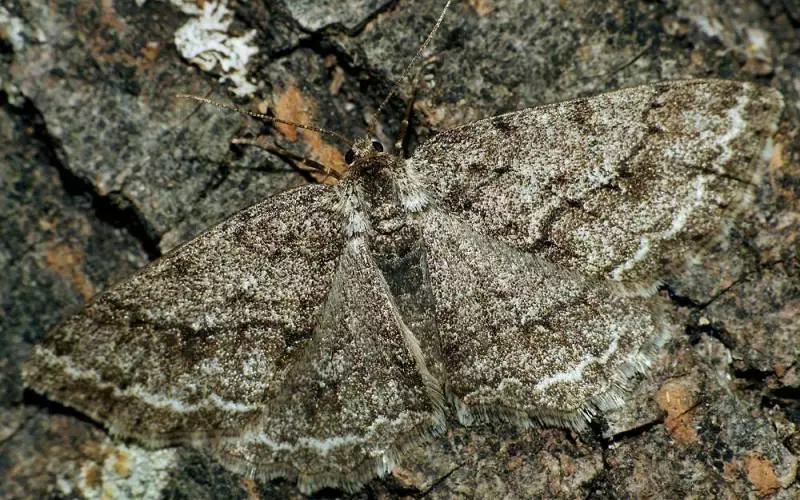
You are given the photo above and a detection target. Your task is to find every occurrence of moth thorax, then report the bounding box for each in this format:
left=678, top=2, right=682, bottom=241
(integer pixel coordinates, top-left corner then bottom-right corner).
left=356, top=155, right=429, bottom=214
left=349, top=151, right=396, bottom=176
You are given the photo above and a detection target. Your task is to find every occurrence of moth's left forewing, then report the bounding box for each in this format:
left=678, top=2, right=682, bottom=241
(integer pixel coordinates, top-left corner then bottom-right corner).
left=411, top=80, right=783, bottom=286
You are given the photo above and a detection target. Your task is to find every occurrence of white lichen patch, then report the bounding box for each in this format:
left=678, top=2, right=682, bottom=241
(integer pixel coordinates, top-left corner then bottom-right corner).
left=171, top=0, right=258, bottom=97
left=77, top=441, right=177, bottom=500
left=0, top=6, right=30, bottom=52
left=0, top=3, right=47, bottom=106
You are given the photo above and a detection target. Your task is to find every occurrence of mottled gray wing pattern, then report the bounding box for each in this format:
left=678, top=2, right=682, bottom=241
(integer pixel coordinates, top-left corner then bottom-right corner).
left=411, top=80, right=783, bottom=285
left=211, top=237, right=445, bottom=493
left=23, top=185, right=343, bottom=442
left=22, top=78, right=784, bottom=493
left=419, top=210, right=670, bottom=428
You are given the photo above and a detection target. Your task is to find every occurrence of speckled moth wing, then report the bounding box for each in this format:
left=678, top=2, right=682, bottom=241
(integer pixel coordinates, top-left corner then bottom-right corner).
left=23, top=184, right=344, bottom=443
left=411, top=80, right=783, bottom=286
left=419, top=209, right=671, bottom=429
left=210, top=237, right=445, bottom=493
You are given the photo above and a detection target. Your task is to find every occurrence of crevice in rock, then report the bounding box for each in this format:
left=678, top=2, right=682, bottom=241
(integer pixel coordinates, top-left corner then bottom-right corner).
left=328, top=0, right=401, bottom=36
left=685, top=317, right=736, bottom=348
left=762, top=390, right=800, bottom=424
left=243, top=0, right=399, bottom=72
left=603, top=418, right=663, bottom=443
left=418, top=463, right=463, bottom=497
left=586, top=443, right=614, bottom=499
left=21, top=389, right=105, bottom=432
left=662, top=273, right=747, bottom=312
left=763, top=387, right=800, bottom=406
left=732, top=366, right=774, bottom=382
left=729, top=366, right=800, bottom=419
left=3, top=93, right=162, bottom=260
left=293, top=30, right=397, bottom=99
left=193, top=163, right=232, bottom=203
left=662, top=284, right=705, bottom=309
left=242, top=0, right=416, bottom=125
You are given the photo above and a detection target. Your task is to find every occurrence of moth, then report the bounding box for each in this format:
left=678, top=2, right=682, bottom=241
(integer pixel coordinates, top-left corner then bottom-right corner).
left=23, top=1, right=783, bottom=495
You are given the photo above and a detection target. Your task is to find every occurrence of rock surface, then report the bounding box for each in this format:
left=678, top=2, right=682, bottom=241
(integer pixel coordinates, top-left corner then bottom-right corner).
left=1, top=0, right=797, bottom=498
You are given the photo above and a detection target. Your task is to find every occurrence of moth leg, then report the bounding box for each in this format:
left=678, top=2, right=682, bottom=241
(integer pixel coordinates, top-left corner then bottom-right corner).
left=394, top=55, right=439, bottom=158
left=232, top=136, right=342, bottom=184
left=394, top=83, right=418, bottom=158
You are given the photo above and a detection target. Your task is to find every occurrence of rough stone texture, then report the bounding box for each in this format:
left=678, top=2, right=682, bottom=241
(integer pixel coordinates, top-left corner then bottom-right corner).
left=285, top=0, right=393, bottom=32
left=1, top=0, right=797, bottom=498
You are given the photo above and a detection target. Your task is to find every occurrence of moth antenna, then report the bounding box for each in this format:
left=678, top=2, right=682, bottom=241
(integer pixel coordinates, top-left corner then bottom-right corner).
left=366, top=0, right=453, bottom=133
left=176, top=94, right=354, bottom=147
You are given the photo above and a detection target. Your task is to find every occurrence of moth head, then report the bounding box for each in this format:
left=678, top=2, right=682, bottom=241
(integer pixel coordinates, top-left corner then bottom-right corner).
left=345, top=137, right=386, bottom=170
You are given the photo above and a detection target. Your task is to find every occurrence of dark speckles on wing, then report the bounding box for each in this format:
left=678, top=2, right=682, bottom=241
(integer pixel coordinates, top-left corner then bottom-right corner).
left=22, top=79, right=783, bottom=494
left=411, top=79, right=783, bottom=283
left=490, top=118, right=519, bottom=135
left=564, top=98, right=593, bottom=132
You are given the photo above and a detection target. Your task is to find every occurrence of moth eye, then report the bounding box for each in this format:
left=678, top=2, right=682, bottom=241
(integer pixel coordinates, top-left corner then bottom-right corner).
left=345, top=149, right=355, bottom=165
left=371, top=140, right=384, bottom=152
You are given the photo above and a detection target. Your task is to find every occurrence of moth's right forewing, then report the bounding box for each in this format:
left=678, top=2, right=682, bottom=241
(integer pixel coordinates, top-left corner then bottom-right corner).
left=412, top=80, right=783, bottom=285
left=23, top=184, right=344, bottom=443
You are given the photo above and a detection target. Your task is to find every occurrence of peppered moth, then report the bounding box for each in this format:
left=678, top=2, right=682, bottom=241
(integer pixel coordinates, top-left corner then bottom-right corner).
left=24, top=74, right=782, bottom=493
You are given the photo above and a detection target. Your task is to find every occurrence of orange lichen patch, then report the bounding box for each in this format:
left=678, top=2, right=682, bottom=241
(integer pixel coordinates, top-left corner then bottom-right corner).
left=112, top=450, right=130, bottom=478
left=38, top=217, right=56, bottom=232
left=722, top=460, right=739, bottom=482
left=690, top=50, right=706, bottom=69
left=662, top=17, right=690, bottom=37
left=242, top=477, right=260, bottom=500
left=304, top=135, right=347, bottom=184
left=655, top=379, right=699, bottom=443
left=45, top=243, right=95, bottom=301
left=83, top=463, right=103, bottom=489
left=323, top=54, right=337, bottom=68
left=80, top=441, right=112, bottom=462
left=389, top=465, right=414, bottom=483
left=271, top=82, right=347, bottom=182
left=272, top=82, right=309, bottom=141
left=744, top=452, right=781, bottom=497
left=468, top=0, right=493, bottom=16
left=768, top=140, right=784, bottom=171
left=99, top=0, right=127, bottom=32
left=329, top=66, right=346, bottom=95
left=141, top=41, right=161, bottom=62
left=506, top=455, right=525, bottom=472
